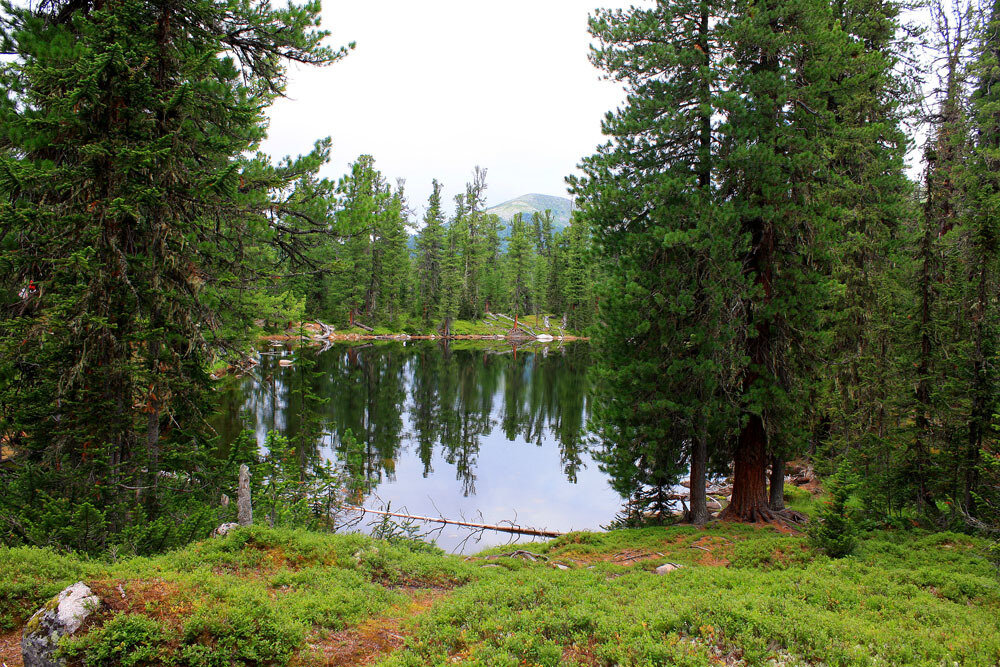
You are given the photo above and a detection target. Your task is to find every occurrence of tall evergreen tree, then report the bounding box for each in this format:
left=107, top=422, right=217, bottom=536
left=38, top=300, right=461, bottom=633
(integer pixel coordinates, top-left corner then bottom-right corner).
left=0, top=0, right=347, bottom=549
left=572, top=0, right=738, bottom=524
left=577, top=0, right=908, bottom=523
left=415, top=180, right=446, bottom=324
left=505, top=213, right=535, bottom=320
left=963, top=0, right=1000, bottom=521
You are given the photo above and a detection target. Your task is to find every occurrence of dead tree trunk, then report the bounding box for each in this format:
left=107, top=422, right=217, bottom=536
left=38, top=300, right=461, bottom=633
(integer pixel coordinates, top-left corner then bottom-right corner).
left=237, top=464, right=253, bottom=526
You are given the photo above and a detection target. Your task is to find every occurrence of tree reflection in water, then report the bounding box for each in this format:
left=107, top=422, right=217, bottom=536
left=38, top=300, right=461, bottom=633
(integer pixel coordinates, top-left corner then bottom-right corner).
left=214, top=341, right=593, bottom=500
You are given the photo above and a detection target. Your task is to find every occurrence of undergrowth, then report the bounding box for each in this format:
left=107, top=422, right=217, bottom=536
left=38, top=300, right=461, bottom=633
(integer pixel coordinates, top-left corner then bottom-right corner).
left=3, top=522, right=998, bottom=666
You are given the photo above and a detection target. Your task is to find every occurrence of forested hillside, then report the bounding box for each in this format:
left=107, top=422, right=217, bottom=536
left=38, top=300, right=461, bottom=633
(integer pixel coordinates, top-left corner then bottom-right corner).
left=289, top=164, right=597, bottom=333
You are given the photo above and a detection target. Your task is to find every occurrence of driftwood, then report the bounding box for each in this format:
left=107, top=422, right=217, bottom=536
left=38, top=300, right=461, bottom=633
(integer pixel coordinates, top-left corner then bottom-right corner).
left=342, top=505, right=563, bottom=538
left=312, top=320, right=335, bottom=340
left=491, top=313, right=540, bottom=336
left=483, top=549, right=549, bottom=562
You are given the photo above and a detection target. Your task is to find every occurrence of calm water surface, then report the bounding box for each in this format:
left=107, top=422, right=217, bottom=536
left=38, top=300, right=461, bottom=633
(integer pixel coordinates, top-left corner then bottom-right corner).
left=215, top=341, right=621, bottom=551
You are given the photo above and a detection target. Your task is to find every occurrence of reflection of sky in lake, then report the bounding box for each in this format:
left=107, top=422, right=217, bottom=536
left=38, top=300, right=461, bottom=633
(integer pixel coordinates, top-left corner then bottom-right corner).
left=220, top=342, right=622, bottom=553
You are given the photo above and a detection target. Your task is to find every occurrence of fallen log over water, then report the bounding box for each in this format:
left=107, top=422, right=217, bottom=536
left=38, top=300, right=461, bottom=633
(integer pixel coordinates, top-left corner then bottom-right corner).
left=342, top=505, right=564, bottom=538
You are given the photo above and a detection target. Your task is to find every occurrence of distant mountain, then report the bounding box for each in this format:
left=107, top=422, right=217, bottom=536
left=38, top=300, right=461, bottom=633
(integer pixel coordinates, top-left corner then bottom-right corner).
left=485, top=193, right=573, bottom=230
left=407, top=193, right=575, bottom=249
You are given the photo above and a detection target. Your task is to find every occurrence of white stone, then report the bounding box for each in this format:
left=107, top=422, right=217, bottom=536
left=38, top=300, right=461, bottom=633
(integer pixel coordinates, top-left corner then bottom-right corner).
left=22, top=582, right=101, bottom=667
left=655, top=563, right=683, bottom=575
left=213, top=522, right=240, bottom=537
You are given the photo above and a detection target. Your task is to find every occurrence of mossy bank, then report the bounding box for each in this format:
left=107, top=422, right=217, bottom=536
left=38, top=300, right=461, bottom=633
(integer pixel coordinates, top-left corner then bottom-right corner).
left=2, top=521, right=998, bottom=667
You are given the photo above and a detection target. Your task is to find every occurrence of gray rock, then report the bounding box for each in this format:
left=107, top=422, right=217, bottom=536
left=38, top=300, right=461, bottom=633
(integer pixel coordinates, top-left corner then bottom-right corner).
left=655, top=563, right=683, bottom=575
left=22, top=582, right=101, bottom=667
left=213, top=522, right=240, bottom=537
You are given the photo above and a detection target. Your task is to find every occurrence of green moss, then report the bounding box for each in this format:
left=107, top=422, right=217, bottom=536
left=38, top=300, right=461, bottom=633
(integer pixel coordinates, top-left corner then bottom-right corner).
left=5, top=525, right=999, bottom=666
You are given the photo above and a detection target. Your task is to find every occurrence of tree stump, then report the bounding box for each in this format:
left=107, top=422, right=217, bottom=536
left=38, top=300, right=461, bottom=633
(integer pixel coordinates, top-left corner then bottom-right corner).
left=237, top=464, right=252, bottom=526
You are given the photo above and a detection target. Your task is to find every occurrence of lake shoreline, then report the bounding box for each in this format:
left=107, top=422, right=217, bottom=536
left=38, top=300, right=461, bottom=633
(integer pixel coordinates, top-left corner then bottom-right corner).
left=257, top=318, right=590, bottom=343
left=260, top=332, right=591, bottom=343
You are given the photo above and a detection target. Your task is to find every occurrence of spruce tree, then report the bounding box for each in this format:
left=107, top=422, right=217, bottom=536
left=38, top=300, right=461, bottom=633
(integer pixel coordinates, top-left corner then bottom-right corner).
left=959, top=0, right=1000, bottom=519
left=572, top=0, right=738, bottom=523
left=0, top=0, right=347, bottom=550
left=415, top=180, right=446, bottom=324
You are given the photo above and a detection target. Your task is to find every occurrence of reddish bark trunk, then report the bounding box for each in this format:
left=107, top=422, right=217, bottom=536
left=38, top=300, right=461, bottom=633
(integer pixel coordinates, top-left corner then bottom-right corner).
left=721, top=413, right=770, bottom=521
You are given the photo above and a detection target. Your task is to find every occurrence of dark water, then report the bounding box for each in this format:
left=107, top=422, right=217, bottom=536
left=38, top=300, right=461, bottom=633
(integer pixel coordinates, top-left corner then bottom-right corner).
left=214, top=340, right=621, bottom=551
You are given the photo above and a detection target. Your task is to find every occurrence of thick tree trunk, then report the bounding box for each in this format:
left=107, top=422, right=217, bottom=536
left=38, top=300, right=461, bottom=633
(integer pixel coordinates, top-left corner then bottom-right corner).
left=721, top=414, right=770, bottom=521
left=689, top=427, right=709, bottom=526
left=769, top=455, right=785, bottom=511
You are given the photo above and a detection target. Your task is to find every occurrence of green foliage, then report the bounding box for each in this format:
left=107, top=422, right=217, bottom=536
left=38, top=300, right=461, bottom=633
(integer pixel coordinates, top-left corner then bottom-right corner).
left=0, top=0, right=347, bottom=553
left=369, top=503, right=444, bottom=556
left=810, top=466, right=858, bottom=558
left=61, top=614, right=169, bottom=666
left=3, top=525, right=999, bottom=665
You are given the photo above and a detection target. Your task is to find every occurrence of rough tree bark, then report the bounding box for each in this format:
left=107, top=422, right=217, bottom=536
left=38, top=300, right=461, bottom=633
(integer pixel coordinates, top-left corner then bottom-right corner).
left=769, top=455, right=785, bottom=511
left=237, top=464, right=253, bottom=526
left=689, top=426, right=709, bottom=525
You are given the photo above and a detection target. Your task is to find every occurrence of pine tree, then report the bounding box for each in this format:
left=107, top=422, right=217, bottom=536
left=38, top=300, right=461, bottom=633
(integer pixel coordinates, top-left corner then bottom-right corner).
left=808, top=0, right=913, bottom=513
left=531, top=211, right=554, bottom=320
left=330, top=155, right=389, bottom=326
left=0, top=0, right=347, bottom=549
left=959, top=0, right=1000, bottom=520
left=415, top=180, right=446, bottom=324
left=505, top=213, right=535, bottom=321
left=577, top=0, right=906, bottom=524
left=572, top=0, right=738, bottom=524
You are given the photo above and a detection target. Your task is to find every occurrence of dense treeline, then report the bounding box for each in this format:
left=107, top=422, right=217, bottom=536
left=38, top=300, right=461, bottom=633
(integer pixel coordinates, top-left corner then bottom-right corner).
left=577, top=0, right=1000, bottom=533
left=287, top=158, right=598, bottom=334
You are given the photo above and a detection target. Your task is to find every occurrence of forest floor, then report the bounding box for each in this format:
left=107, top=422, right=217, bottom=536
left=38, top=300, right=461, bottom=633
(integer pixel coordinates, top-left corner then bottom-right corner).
left=2, top=498, right=998, bottom=666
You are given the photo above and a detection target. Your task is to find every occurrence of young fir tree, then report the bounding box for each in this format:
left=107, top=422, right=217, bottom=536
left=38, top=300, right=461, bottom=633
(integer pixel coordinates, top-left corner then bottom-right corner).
left=0, top=0, right=347, bottom=550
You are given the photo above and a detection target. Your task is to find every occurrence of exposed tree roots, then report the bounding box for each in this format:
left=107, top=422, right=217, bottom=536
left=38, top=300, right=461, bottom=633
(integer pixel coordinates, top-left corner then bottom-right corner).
left=718, top=505, right=809, bottom=526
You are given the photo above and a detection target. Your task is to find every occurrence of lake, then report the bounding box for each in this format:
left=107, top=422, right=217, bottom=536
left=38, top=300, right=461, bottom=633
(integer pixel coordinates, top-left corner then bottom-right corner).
left=214, top=340, right=623, bottom=551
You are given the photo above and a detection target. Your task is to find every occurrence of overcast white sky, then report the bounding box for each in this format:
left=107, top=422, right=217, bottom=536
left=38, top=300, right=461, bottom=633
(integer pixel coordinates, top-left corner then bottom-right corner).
left=261, top=1, right=641, bottom=217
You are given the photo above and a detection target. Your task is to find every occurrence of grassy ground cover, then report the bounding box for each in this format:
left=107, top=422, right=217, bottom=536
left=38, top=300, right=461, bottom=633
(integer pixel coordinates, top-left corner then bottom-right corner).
left=1, top=519, right=997, bottom=666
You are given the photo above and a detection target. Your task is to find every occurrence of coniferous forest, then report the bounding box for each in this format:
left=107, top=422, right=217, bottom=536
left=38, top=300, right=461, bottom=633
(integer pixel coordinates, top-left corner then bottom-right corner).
left=2, top=0, right=1000, bottom=664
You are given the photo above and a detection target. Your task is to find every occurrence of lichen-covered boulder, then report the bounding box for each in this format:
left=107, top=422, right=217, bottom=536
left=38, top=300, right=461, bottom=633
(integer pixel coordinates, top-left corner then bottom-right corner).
left=213, top=522, right=240, bottom=537
left=22, top=582, right=100, bottom=667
